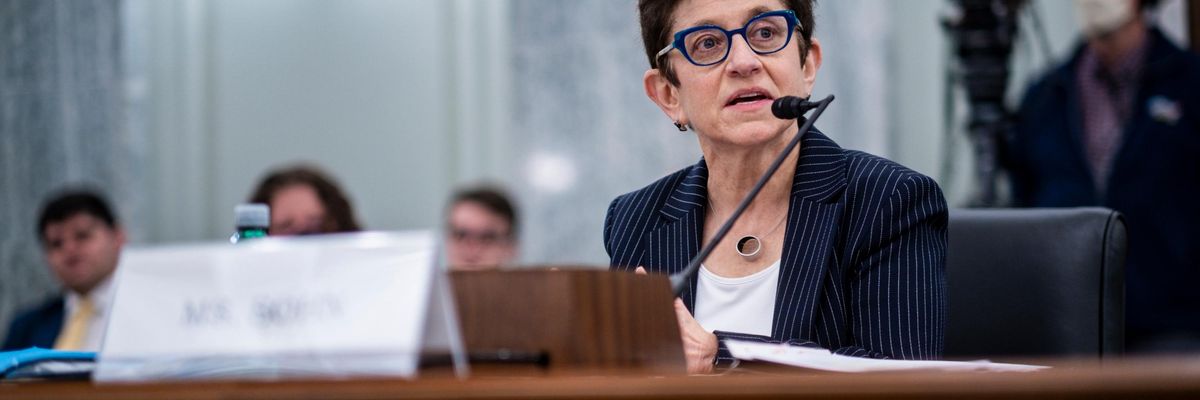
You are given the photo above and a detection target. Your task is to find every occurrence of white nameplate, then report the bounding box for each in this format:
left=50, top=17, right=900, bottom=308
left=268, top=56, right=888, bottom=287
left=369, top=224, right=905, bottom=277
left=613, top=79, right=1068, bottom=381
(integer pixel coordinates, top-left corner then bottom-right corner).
left=94, top=231, right=466, bottom=382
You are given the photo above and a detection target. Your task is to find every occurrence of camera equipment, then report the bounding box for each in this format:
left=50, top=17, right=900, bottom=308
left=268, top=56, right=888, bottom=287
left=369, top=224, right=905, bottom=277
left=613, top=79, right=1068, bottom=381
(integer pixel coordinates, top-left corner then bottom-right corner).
left=942, top=0, right=1026, bottom=206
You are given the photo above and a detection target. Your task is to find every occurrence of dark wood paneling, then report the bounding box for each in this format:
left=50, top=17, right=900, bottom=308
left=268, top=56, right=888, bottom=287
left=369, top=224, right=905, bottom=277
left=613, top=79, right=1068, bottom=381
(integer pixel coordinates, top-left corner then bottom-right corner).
left=450, top=268, right=685, bottom=373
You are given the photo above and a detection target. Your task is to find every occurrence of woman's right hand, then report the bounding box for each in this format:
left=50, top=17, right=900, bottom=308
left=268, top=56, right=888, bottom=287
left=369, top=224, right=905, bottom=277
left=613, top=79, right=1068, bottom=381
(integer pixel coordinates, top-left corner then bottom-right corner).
left=634, top=266, right=717, bottom=374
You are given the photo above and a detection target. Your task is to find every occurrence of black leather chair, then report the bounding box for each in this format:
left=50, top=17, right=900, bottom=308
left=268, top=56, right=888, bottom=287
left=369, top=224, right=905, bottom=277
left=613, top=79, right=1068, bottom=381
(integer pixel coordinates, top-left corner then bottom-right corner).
left=945, top=208, right=1126, bottom=359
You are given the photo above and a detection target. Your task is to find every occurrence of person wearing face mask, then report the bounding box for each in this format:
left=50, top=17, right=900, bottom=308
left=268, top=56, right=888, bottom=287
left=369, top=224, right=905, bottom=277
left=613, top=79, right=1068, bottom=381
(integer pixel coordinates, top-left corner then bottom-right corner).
left=1005, top=0, right=1200, bottom=353
left=2, top=190, right=126, bottom=351
left=606, top=0, right=948, bottom=374
left=247, top=164, right=363, bottom=236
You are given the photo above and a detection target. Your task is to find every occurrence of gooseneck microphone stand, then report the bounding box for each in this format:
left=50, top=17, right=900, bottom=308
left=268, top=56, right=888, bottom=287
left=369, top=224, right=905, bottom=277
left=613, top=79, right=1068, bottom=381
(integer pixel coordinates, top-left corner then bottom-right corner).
left=669, top=95, right=836, bottom=296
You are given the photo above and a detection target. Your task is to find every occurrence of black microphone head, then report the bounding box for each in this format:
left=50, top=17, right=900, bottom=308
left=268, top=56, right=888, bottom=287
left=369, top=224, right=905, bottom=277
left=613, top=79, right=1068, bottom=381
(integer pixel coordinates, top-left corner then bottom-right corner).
left=772, top=96, right=811, bottom=120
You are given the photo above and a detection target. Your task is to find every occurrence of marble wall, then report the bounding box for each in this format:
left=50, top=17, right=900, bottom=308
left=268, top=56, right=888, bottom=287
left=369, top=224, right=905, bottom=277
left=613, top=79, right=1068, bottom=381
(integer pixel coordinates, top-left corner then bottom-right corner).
left=0, top=0, right=143, bottom=343
left=508, top=0, right=701, bottom=265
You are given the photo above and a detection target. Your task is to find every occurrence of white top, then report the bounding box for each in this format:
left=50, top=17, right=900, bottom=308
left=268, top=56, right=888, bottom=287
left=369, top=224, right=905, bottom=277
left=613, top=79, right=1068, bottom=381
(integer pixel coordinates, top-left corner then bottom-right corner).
left=694, top=260, right=781, bottom=337
left=63, top=275, right=115, bottom=351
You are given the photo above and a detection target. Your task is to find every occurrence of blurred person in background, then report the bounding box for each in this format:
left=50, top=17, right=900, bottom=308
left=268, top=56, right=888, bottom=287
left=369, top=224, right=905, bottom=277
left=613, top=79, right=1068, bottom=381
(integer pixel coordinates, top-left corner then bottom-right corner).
left=2, top=190, right=125, bottom=351
left=445, top=186, right=519, bottom=270
left=1005, top=0, right=1200, bottom=352
left=248, top=164, right=362, bottom=236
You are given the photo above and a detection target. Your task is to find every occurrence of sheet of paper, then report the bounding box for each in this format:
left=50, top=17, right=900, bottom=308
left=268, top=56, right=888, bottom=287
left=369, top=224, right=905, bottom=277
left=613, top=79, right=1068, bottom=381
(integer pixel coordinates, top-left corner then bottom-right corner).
left=725, top=340, right=1048, bottom=373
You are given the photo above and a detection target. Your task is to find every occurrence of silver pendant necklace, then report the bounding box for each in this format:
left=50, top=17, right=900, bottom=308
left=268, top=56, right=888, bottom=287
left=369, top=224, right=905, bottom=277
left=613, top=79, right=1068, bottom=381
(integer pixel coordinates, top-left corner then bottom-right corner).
left=708, top=198, right=787, bottom=261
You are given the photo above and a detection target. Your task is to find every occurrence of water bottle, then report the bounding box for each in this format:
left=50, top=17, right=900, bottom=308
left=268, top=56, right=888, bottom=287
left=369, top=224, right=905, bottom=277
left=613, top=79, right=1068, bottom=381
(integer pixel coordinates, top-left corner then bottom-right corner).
left=231, top=203, right=269, bottom=243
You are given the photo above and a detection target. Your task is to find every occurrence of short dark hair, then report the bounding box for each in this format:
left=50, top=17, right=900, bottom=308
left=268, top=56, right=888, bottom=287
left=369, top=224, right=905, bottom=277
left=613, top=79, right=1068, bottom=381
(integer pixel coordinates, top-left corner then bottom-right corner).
left=249, top=164, right=362, bottom=233
left=37, top=189, right=119, bottom=243
left=448, top=186, right=519, bottom=237
left=639, top=0, right=816, bottom=86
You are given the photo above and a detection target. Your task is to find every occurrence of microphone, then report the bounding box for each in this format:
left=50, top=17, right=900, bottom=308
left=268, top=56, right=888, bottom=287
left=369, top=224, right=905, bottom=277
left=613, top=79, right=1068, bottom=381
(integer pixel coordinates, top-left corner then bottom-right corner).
left=771, top=96, right=821, bottom=119
left=668, top=94, right=835, bottom=295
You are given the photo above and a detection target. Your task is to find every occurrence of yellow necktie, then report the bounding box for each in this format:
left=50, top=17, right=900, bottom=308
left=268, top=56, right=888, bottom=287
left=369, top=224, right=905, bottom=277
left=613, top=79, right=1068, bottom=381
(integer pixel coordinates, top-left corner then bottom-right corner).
left=54, top=298, right=95, bottom=350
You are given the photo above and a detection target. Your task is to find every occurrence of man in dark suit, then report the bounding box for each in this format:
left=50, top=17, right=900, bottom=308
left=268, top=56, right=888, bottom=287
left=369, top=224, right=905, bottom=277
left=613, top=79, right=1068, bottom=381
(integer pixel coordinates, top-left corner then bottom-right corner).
left=1006, top=0, right=1200, bottom=352
left=2, top=190, right=126, bottom=351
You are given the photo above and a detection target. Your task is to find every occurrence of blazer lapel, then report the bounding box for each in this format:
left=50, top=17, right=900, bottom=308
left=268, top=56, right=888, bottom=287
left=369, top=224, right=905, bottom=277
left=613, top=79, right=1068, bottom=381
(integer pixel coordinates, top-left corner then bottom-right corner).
left=773, top=129, right=848, bottom=341
left=1062, top=67, right=1095, bottom=193
left=643, top=128, right=848, bottom=329
left=645, top=160, right=708, bottom=311
left=1109, top=29, right=1184, bottom=199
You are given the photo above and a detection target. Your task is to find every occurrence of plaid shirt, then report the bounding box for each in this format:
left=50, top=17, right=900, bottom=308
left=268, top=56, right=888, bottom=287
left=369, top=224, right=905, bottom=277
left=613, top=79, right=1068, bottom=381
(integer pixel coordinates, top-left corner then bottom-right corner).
left=1075, top=38, right=1147, bottom=194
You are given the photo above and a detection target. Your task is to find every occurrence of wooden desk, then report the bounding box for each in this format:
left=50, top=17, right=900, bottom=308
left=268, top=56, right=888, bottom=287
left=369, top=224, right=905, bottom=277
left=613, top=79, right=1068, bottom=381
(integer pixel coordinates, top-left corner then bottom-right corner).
left=5, top=358, right=1200, bottom=399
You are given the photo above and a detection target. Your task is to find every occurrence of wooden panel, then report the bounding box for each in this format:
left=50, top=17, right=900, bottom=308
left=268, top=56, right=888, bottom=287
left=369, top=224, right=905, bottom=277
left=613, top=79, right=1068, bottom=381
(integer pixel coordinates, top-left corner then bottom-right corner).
left=6, top=358, right=1200, bottom=400
left=450, top=268, right=685, bottom=373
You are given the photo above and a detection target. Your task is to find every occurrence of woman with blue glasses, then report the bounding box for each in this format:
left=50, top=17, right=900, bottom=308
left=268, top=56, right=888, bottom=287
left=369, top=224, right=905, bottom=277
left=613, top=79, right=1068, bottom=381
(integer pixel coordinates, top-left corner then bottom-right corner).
left=605, top=0, right=949, bottom=373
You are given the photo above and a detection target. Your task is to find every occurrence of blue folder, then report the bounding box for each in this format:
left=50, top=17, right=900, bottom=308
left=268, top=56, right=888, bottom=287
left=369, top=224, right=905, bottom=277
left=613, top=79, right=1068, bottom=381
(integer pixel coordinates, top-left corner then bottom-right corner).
left=0, top=347, right=96, bottom=380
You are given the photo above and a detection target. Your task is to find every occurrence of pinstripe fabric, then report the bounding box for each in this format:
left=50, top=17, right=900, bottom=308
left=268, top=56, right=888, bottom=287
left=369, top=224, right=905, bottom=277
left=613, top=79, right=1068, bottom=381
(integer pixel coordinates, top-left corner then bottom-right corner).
left=604, top=129, right=948, bottom=364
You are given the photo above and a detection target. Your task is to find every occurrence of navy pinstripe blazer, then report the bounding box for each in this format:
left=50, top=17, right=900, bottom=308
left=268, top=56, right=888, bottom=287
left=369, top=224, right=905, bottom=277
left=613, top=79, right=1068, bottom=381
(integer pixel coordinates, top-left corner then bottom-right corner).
left=604, top=129, right=947, bottom=363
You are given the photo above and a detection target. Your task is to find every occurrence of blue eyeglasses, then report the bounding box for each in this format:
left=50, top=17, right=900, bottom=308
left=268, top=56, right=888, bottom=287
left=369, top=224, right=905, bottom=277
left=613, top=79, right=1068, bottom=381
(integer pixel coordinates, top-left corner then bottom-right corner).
left=655, top=10, right=803, bottom=68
